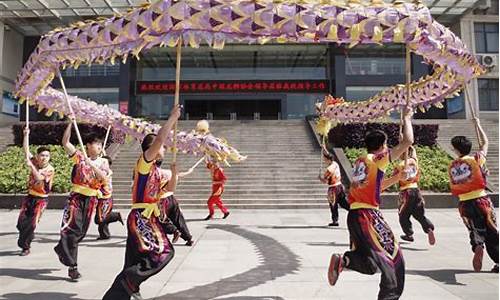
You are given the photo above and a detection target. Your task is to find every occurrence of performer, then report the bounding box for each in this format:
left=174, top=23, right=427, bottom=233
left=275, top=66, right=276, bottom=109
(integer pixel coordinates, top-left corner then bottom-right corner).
left=382, top=146, right=435, bottom=245
left=158, top=160, right=195, bottom=246
left=204, top=160, right=230, bottom=220
left=54, top=117, right=109, bottom=281
left=17, top=127, right=54, bottom=256
left=102, top=104, right=180, bottom=300
left=327, top=108, right=414, bottom=300
left=448, top=117, right=498, bottom=273
left=94, top=155, right=123, bottom=240
left=319, top=150, right=349, bottom=226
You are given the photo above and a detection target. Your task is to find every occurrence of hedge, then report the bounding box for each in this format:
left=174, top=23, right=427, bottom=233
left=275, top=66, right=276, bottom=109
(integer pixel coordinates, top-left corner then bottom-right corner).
left=328, top=123, right=439, bottom=148
left=0, top=145, right=73, bottom=194
left=12, top=122, right=125, bottom=146
left=344, top=146, right=453, bottom=192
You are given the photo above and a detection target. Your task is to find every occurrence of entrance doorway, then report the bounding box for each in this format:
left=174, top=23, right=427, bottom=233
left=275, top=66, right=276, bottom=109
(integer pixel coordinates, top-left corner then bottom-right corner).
left=184, top=99, right=281, bottom=120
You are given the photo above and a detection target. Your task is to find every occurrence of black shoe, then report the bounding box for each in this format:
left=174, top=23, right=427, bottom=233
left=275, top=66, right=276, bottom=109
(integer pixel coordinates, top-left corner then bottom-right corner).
left=117, top=212, right=124, bottom=225
left=68, top=267, right=81, bottom=281
left=185, top=240, right=194, bottom=246
left=19, top=249, right=30, bottom=256
left=204, top=214, right=213, bottom=221
left=328, top=222, right=339, bottom=227
left=223, top=212, right=230, bottom=219
left=400, top=235, right=414, bottom=242
left=96, top=236, right=110, bottom=240
left=491, top=264, right=499, bottom=273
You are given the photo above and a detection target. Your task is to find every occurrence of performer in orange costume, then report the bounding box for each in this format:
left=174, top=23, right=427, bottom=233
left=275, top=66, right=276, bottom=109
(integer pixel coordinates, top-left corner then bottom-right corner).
left=17, top=127, right=54, bottom=256
left=448, top=117, right=498, bottom=273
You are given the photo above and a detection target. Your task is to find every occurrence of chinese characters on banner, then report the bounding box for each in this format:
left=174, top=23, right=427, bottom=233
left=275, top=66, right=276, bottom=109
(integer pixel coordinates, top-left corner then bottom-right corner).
left=136, top=80, right=329, bottom=94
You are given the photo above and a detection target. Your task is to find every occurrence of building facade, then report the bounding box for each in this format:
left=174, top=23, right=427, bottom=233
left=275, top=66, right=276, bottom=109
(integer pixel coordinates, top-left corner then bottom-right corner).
left=0, top=0, right=498, bottom=121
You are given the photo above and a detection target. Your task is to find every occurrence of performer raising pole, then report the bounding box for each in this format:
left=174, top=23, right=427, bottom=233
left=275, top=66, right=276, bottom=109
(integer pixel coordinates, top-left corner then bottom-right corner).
left=383, top=46, right=436, bottom=246
left=447, top=86, right=498, bottom=273
left=16, top=99, right=55, bottom=256
left=54, top=69, right=110, bottom=280
left=103, top=37, right=183, bottom=300
left=327, top=46, right=415, bottom=299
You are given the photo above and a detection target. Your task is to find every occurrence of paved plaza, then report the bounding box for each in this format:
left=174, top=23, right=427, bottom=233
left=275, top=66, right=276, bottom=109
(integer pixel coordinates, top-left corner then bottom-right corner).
left=0, top=208, right=498, bottom=300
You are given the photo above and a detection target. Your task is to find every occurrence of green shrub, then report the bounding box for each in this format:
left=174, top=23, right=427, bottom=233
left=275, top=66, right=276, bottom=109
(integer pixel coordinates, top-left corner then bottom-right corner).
left=0, top=145, right=73, bottom=194
left=343, top=146, right=453, bottom=192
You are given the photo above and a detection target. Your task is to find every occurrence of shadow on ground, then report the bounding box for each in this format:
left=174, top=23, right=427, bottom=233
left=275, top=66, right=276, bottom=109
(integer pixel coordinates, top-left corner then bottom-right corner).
left=0, top=268, right=68, bottom=281
left=407, top=268, right=491, bottom=286
left=152, top=224, right=300, bottom=300
left=0, top=292, right=85, bottom=300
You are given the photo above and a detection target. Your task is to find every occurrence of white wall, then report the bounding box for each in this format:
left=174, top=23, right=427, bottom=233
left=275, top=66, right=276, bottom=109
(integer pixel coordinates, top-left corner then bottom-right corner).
left=0, top=22, right=24, bottom=92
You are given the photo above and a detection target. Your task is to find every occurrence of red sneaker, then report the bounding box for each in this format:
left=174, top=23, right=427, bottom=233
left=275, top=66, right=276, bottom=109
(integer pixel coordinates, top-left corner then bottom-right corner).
left=473, top=245, right=484, bottom=272
left=427, top=230, right=436, bottom=246
left=327, top=254, right=343, bottom=286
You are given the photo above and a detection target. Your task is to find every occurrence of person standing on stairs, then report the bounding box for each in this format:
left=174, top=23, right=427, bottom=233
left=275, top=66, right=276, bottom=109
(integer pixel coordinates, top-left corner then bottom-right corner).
left=55, top=116, right=110, bottom=281
left=157, top=159, right=195, bottom=246
left=17, top=127, right=55, bottom=256
left=94, top=155, right=124, bottom=240
left=204, top=160, right=230, bottom=220
left=318, top=150, right=349, bottom=226
left=381, top=146, right=435, bottom=246
left=327, top=107, right=414, bottom=300
left=102, top=104, right=180, bottom=300
left=448, top=117, right=498, bottom=273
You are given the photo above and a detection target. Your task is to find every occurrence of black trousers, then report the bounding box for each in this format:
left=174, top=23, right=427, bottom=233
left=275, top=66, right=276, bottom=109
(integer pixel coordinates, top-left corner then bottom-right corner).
left=102, top=209, right=175, bottom=299
left=17, top=195, right=48, bottom=250
left=327, top=184, right=350, bottom=223
left=458, top=196, right=499, bottom=263
left=54, top=193, right=96, bottom=267
left=159, top=195, right=192, bottom=241
left=344, top=209, right=405, bottom=300
left=94, top=197, right=121, bottom=239
left=398, top=188, right=434, bottom=236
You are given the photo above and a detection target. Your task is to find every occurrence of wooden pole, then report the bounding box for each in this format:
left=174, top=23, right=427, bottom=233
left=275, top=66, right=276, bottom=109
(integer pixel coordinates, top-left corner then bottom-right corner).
left=172, top=38, right=182, bottom=163
left=403, top=45, right=411, bottom=166
left=191, top=156, right=206, bottom=170
left=102, top=125, right=112, bottom=155
left=463, top=86, right=482, bottom=147
left=56, top=69, right=88, bottom=158
left=25, top=99, right=29, bottom=147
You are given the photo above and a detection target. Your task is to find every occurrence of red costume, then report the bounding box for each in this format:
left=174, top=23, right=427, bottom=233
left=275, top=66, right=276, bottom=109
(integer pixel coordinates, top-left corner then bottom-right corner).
left=207, top=163, right=229, bottom=216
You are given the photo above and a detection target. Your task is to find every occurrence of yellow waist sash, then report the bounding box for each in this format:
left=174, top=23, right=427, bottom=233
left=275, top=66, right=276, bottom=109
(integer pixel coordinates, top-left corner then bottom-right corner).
left=28, top=189, right=49, bottom=198
left=400, top=183, right=418, bottom=191
left=131, top=202, right=160, bottom=219
left=72, top=184, right=100, bottom=197
left=459, top=189, right=488, bottom=201
left=349, top=202, right=379, bottom=210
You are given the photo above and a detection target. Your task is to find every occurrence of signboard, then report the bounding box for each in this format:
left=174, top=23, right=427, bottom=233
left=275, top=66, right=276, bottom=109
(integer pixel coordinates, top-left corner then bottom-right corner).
left=136, top=80, right=329, bottom=94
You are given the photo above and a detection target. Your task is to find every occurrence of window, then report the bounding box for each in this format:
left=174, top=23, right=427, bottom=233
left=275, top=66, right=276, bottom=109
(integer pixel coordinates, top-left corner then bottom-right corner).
left=474, top=23, right=499, bottom=53
left=478, top=79, right=499, bottom=111
left=345, top=57, right=404, bottom=75
left=62, top=63, right=120, bottom=77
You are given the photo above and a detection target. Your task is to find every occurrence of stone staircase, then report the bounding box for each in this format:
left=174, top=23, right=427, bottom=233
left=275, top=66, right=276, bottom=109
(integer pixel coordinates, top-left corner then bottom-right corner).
left=111, top=120, right=326, bottom=209
left=414, top=119, right=499, bottom=192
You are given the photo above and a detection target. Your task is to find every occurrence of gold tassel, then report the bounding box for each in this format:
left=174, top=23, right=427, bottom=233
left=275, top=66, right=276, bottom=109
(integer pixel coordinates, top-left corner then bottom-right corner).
left=372, top=25, right=383, bottom=43
left=327, top=24, right=338, bottom=41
